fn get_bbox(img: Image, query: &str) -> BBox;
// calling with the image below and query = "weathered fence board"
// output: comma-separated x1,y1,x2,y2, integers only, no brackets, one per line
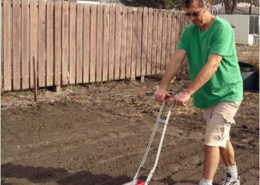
151,10,158,75
54,1,61,86
12,0,20,90
96,5,103,82
46,0,53,87
141,7,148,76
126,7,133,79
22,0,29,89
83,5,90,83
161,11,167,71
136,8,142,77
1,1,189,92
147,8,153,76
90,5,97,82
30,0,38,88
39,0,46,87
166,11,172,66
176,12,181,46
109,6,115,80
170,12,176,60
69,3,76,84
3,0,11,91
131,8,137,80
102,6,109,82
120,7,127,80
76,3,83,83
115,6,121,80
156,11,163,74
62,2,69,85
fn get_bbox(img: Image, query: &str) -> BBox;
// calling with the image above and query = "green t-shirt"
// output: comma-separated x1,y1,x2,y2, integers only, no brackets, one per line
177,16,243,109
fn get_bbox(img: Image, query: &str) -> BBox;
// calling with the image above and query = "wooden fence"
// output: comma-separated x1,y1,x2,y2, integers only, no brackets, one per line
1,0,189,92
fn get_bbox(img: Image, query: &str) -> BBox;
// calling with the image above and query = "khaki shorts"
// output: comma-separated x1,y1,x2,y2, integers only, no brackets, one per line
203,101,241,148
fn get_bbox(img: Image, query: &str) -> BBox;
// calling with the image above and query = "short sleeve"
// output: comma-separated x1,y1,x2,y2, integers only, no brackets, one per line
177,28,188,51
210,26,234,56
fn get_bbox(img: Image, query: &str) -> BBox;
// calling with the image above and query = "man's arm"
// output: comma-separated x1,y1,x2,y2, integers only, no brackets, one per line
154,49,187,101
173,54,222,105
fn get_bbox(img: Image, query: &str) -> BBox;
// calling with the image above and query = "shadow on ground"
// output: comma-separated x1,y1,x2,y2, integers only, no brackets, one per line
1,163,131,185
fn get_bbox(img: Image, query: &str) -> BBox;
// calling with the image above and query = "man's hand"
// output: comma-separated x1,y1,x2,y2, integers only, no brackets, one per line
153,88,169,102
173,91,191,106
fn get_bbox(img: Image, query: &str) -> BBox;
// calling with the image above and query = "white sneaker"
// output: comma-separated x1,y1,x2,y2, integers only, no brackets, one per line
220,173,240,185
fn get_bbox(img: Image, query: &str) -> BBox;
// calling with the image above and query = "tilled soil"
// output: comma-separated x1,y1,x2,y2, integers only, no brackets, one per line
1,77,259,185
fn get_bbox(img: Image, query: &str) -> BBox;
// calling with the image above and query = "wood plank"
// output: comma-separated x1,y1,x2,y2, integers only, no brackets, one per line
90,5,97,82
62,2,69,85
12,0,21,90
182,14,186,33
136,8,142,77
102,6,109,82
96,5,103,82
165,11,172,66
175,12,181,46
21,0,29,89
76,3,83,83
156,10,162,74
170,12,176,60
120,6,127,80
182,13,185,31
126,7,132,79
3,0,11,91
181,14,184,36
114,6,121,80
108,6,115,80
54,1,62,86
83,4,90,83
33,57,37,101
151,10,158,75
39,0,46,87
30,0,38,88
146,8,153,76
141,7,148,76
69,3,76,84
131,8,137,80
46,1,53,86
186,16,190,27
161,10,167,70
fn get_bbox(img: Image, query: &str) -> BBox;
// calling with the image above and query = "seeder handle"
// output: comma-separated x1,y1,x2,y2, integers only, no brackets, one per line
133,100,174,184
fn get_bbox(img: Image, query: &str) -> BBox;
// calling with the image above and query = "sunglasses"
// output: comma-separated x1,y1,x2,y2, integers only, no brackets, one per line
184,8,203,17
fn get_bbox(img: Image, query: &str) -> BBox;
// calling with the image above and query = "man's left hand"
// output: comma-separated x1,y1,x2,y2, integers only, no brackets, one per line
173,91,191,106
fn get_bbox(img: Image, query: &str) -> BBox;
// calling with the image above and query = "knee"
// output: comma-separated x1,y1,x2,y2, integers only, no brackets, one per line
205,145,219,153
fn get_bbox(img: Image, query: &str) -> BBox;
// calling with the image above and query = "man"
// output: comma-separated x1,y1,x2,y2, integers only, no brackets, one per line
153,0,243,185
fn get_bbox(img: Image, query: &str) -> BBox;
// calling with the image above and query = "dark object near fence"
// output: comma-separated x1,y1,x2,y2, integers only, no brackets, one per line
239,62,259,90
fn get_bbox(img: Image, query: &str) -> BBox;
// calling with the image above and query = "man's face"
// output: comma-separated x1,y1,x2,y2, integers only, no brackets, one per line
183,1,209,28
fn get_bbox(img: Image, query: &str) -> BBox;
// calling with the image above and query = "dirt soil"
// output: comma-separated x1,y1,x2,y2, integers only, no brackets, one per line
1,76,259,185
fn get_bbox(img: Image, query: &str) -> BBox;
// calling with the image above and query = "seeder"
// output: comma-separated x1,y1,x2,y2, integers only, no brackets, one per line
123,96,174,185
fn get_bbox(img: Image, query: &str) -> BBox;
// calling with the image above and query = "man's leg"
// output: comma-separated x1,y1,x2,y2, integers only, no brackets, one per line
220,140,235,167
220,140,239,181
200,101,241,185
203,145,220,180
199,145,219,185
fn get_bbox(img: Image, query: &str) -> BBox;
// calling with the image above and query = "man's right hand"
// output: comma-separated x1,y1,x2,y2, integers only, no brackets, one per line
153,88,169,102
